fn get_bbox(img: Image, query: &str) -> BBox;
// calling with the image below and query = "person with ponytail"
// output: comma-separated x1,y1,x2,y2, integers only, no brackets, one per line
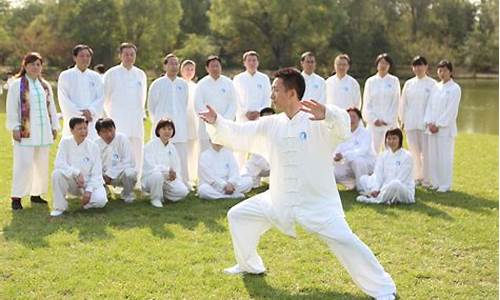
6,52,60,210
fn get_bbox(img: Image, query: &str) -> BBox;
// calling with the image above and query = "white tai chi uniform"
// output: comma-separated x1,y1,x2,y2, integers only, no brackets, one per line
334,125,376,190
95,132,137,202
362,73,400,153
358,148,415,204
103,64,147,175
58,66,104,139
206,105,396,298
197,146,253,200
423,79,461,191
194,74,238,152
147,76,191,187
6,76,60,198
186,80,199,185
400,75,436,182
325,73,362,109
242,153,270,188
52,137,108,211
141,138,189,202
301,72,326,104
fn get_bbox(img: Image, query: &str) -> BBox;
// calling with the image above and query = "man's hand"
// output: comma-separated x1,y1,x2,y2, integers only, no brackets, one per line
224,183,235,195
334,153,343,162
81,109,93,122
81,191,91,206
12,130,21,142
103,175,112,185
300,100,326,121
168,169,176,181
429,124,439,134
199,105,218,124
246,111,260,121
370,191,380,198
76,174,85,188
374,119,384,127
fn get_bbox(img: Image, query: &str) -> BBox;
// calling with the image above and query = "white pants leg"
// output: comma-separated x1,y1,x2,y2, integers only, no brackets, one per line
11,145,50,198
82,186,108,209
358,174,372,193
426,134,440,187
187,138,199,184
234,176,254,194
129,137,143,180
199,138,210,154
334,162,356,189
173,142,190,188
52,170,108,211
112,169,137,200
436,136,455,190
143,172,188,202
377,179,414,204
422,134,432,185
350,157,375,189
370,127,388,154
406,130,426,181
142,172,164,202
198,183,227,200
163,178,189,202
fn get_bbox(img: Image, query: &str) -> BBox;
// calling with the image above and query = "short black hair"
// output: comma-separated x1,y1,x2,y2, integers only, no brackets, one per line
260,107,275,116
385,128,403,149
411,55,428,66
95,118,116,133
206,55,221,67
346,107,362,120
72,44,94,57
300,51,315,62
155,119,176,138
119,42,137,53
335,53,351,65
163,53,177,65
436,59,453,72
94,64,105,74
69,116,88,130
273,67,306,100
375,53,393,68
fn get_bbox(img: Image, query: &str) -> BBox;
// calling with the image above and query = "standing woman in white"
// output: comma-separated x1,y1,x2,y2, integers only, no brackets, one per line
103,43,147,176
181,59,199,185
57,44,104,139
6,52,60,210
424,60,461,192
325,54,362,109
300,51,326,104
362,53,401,153
400,56,436,185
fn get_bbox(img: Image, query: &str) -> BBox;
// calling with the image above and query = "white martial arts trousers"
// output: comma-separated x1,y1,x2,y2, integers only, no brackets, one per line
198,177,253,200
142,173,189,202
11,144,50,198
334,157,374,190
226,194,397,298
426,134,455,191
187,138,199,185
129,136,143,180
369,126,388,154
199,138,210,154
358,178,414,204
110,169,137,201
52,170,108,211
406,130,427,181
242,158,270,188
174,142,190,188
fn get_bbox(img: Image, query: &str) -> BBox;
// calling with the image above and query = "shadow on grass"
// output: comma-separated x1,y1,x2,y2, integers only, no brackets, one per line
242,274,368,300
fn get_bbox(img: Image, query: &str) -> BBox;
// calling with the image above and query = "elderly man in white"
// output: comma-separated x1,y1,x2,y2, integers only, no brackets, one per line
300,51,326,104
58,44,104,139
325,54,362,109
200,67,396,300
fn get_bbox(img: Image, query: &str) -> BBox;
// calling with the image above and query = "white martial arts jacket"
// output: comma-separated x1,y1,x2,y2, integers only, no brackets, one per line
54,136,104,192
233,71,271,119
301,72,326,104
400,75,436,131
423,79,461,137
95,132,136,179
103,64,147,139
6,77,60,146
198,147,241,190
194,75,238,140
362,73,400,130
369,148,414,198
325,74,362,109
334,125,375,162
142,138,182,180
186,80,198,140
57,66,104,136
207,105,351,236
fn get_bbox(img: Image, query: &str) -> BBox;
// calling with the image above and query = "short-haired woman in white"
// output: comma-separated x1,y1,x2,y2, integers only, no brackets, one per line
142,119,189,208
357,128,415,204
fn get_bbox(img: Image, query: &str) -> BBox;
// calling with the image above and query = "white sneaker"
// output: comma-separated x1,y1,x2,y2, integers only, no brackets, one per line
376,294,395,300
356,195,369,202
123,195,135,203
50,210,64,217
437,187,449,193
151,199,163,208
223,264,245,275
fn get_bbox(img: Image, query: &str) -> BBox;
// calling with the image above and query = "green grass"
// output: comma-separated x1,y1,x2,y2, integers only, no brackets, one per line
0,112,498,299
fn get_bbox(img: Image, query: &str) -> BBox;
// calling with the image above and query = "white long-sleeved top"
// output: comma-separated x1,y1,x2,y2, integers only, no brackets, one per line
301,72,326,104
369,148,414,198
207,104,351,236
194,75,238,140
198,147,241,190
186,80,198,140
424,79,461,137
362,73,400,129
147,76,189,142
6,77,60,146
95,132,136,179
103,64,147,139
233,70,271,119
54,136,104,192
325,74,361,109
335,125,375,161
142,138,182,180
57,66,104,135
400,75,437,131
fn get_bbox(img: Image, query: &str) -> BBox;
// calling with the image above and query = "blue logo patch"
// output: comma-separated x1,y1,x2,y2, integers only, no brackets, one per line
386,83,392,88
299,131,307,141
176,85,182,91
314,84,319,89
225,163,230,169
396,161,401,166
83,157,90,163
425,88,431,93
257,84,262,89
343,86,349,92
221,88,226,93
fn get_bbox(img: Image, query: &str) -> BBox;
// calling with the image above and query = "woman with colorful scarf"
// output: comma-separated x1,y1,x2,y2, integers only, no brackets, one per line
6,52,60,210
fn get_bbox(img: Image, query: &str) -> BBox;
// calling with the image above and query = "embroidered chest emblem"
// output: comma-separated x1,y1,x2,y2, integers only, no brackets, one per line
221,88,226,93
299,131,308,141
257,83,262,89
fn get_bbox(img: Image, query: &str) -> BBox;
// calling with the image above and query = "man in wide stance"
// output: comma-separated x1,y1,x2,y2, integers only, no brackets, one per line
200,68,396,300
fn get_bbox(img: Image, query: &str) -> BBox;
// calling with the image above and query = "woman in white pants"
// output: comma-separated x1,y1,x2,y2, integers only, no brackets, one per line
357,128,415,204
424,60,461,192
6,52,60,210
362,53,401,153
142,119,189,208
181,59,199,186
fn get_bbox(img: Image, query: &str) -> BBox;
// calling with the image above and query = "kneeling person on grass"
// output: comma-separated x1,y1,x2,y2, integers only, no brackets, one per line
95,118,137,203
51,117,108,217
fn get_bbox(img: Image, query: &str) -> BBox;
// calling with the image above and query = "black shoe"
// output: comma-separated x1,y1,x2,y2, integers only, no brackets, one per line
11,198,23,210
30,195,48,204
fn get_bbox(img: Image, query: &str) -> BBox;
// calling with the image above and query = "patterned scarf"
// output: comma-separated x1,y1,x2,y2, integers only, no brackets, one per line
19,76,53,138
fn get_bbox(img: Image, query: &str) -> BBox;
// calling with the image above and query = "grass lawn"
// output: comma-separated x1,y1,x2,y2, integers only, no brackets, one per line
0,113,498,299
